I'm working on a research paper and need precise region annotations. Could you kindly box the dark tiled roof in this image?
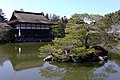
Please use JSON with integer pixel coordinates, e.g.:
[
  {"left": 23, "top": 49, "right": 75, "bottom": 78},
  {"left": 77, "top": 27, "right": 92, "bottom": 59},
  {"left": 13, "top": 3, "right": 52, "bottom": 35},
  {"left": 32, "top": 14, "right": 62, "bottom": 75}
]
[{"left": 8, "top": 10, "right": 54, "bottom": 24}]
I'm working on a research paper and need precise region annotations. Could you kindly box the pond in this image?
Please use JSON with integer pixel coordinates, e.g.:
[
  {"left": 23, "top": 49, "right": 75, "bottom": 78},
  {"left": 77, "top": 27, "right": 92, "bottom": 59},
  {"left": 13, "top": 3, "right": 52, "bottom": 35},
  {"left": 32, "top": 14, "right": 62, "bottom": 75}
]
[{"left": 0, "top": 43, "right": 120, "bottom": 80}]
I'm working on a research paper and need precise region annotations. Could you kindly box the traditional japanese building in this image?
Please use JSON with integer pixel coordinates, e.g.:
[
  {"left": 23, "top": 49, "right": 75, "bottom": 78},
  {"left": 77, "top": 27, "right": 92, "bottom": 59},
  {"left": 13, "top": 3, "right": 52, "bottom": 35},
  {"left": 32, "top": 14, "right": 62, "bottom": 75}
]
[{"left": 8, "top": 10, "right": 55, "bottom": 42}]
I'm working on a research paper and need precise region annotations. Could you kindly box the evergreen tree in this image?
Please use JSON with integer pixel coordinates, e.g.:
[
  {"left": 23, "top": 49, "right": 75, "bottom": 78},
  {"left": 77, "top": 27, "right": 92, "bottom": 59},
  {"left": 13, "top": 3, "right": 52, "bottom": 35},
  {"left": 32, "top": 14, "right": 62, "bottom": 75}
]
[
  {"left": 0, "top": 9, "right": 7, "bottom": 22},
  {"left": 39, "top": 11, "right": 118, "bottom": 62},
  {"left": 45, "top": 13, "right": 49, "bottom": 20},
  {"left": 103, "top": 10, "right": 120, "bottom": 25},
  {"left": 39, "top": 14, "right": 117, "bottom": 60}
]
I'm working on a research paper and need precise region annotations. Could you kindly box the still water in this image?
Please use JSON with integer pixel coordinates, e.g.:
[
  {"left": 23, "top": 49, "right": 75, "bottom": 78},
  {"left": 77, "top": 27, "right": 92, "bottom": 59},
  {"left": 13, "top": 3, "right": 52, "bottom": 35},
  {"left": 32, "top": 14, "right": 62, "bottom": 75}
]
[{"left": 0, "top": 43, "right": 120, "bottom": 80}]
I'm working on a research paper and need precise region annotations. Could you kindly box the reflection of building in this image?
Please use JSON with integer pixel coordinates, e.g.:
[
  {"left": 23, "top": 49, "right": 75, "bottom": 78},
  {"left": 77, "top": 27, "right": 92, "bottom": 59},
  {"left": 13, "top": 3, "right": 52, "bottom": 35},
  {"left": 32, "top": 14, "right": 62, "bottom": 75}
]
[
  {"left": 9, "top": 46, "right": 44, "bottom": 71},
  {"left": 0, "top": 53, "right": 9, "bottom": 66},
  {"left": 11, "top": 58, "right": 43, "bottom": 71},
  {"left": 0, "top": 43, "right": 45, "bottom": 71},
  {"left": 8, "top": 10, "right": 56, "bottom": 42},
  {"left": 10, "top": 43, "right": 44, "bottom": 71}
]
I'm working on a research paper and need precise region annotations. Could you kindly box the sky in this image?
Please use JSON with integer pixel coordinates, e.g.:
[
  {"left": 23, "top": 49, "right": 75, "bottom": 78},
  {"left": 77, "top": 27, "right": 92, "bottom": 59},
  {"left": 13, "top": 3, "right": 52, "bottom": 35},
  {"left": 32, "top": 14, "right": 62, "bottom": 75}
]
[{"left": 0, "top": 0, "right": 120, "bottom": 20}]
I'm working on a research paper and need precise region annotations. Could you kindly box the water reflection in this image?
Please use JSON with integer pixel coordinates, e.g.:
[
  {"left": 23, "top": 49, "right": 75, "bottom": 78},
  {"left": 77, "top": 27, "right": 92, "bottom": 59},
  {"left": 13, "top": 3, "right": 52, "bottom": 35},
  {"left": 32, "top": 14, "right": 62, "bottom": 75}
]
[
  {"left": 39, "top": 62, "right": 105, "bottom": 80},
  {"left": 0, "top": 43, "right": 46, "bottom": 71},
  {"left": 0, "top": 43, "right": 120, "bottom": 80},
  {"left": 39, "top": 60, "right": 120, "bottom": 80}
]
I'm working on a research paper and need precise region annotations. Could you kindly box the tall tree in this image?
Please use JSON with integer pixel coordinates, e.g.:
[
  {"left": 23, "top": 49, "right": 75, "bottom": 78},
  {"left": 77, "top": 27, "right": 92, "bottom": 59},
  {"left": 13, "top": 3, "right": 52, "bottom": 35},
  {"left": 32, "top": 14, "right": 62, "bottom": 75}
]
[
  {"left": 103, "top": 10, "right": 120, "bottom": 25},
  {"left": 41, "top": 12, "right": 44, "bottom": 16},
  {"left": 51, "top": 14, "right": 60, "bottom": 22},
  {"left": 51, "top": 16, "right": 67, "bottom": 38},
  {"left": 39, "top": 14, "right": 117, "bottom": 59},
  {"left": 0, "top": 9, "right": 7, "bottom": 22},
  {"left": 45, "top": 13, "right": 49, "bottom": 20}
]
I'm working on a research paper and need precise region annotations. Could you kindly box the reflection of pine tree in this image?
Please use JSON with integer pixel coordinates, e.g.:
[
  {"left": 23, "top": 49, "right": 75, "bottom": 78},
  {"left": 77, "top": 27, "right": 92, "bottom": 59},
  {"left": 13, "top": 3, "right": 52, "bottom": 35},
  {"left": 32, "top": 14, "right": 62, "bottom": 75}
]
[{"left": 40, "top": 66, "right": 65, "bottom": 79}]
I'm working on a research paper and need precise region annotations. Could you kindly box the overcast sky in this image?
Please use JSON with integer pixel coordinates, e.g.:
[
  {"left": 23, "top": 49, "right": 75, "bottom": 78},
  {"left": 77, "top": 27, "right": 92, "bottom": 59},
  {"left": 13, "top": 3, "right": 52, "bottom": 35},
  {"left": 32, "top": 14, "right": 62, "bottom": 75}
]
[{"left": 0, "top": 0, "right": 120, "bottom": 20}]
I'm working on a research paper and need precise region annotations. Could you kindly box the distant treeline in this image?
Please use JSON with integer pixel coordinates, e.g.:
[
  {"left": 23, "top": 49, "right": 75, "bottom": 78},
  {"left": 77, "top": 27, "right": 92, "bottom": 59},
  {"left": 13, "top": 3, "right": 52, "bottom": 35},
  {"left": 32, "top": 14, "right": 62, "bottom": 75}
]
[{"left": 104, "top": 10, "right": 120, "bottom": 25}]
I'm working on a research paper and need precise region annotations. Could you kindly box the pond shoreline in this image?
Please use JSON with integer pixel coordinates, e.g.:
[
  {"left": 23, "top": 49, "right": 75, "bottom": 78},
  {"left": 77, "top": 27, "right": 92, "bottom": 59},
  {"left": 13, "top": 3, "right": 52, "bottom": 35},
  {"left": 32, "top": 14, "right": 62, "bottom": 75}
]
[{"left": 43, "top": 46, "right": 109, "bottom": 63}]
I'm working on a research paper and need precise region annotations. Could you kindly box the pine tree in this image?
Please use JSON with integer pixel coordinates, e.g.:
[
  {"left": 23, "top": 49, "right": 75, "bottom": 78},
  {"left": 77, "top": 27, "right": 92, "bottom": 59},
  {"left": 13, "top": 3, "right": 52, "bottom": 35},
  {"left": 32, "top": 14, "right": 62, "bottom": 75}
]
[
  {"left": 39, "top": 13, "right": 117, "bottom": 61},
  {"left": 0, "top": 9, "right": 7, "bottom": 22}
]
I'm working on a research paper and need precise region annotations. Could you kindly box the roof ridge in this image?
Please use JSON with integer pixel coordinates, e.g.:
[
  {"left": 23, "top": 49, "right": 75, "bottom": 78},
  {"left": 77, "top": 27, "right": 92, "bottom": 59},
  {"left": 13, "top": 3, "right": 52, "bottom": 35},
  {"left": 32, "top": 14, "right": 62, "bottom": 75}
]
[
  {"left": 14, "top": 10, "right": 43, "bottom": 15},
  {"left": 8, "top": 10, "right": 56, "bottom": 24}
]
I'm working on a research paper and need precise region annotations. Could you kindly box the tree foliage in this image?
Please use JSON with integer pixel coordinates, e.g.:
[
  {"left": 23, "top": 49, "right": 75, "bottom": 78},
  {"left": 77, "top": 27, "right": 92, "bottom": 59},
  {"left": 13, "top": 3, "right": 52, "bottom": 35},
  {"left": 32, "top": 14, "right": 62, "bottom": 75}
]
[
  {"left": 0, "top": 9, "right": 7, "bottom": 22},
  {"left": 2, "top": 27, "right": 15, "bottom": 42},
  {"left": 103, "top": 10, "right": 120, "bottom": 25},
  {"left": 39, "top": 13, "right": 117, "bottom": 59},
  {"left": 50, "top": 14, "right": 68, "bottom": 38}
]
